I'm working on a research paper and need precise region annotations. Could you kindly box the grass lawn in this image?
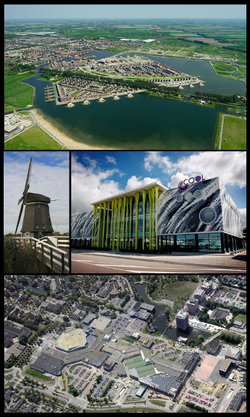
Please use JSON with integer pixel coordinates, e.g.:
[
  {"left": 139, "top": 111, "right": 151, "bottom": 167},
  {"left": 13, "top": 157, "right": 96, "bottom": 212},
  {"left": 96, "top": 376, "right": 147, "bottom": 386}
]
[
  {"left": 25, "top": 367, "right": 52, "bottom": 381},
  {"left": 164, "top": 281, "right": 198, "bottom": 299},
  {"left": 4, "top": 124, "right": 65, "bottom": 150},
  {"left": 4, "top": 71, "right": 36, "bottom": 111},
  {"left": 214, "top": 113, "right": 246, "bottom": 150},
  {"left": 234, "top": 314, "right": 246, "bottom": 324}
]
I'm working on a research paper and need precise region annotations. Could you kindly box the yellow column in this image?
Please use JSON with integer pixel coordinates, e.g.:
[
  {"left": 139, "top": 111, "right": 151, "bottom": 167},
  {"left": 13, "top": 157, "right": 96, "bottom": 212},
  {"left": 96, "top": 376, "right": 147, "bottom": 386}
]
[
  {"left": 97, "top": 203, "right": 102, "bottom": 247},
  {"left": 142, "top": 190, "right": 147, "bottom": 251},
  {"left": 129, "top": 196, "right": 133, "bottom": 249},
  {"left": 101, "top": 201, "right": 106, "bottom": 248},
  {"left": 152, "top": 188, "right": 155, "bottom": 249},
  {"left": 135, "top": 192, "right": 140, "bottom": 250},
  {"left": 112, "top": 198, "right": 118, "bottom": 250},
  {"left": 122, "top": 196, "right": 127, "bottom": 250},
  {"left": 105, "top": 201, "right": 110, "bottom": 248},
  {"left": 125, "top": 197, "right": 129, "bottom": 250},
  {"left": 155, "top": 185, "right": 159, "bottom": 250},
  {"left": 148, "top": 189, "right": 152, "bottom": 250}
]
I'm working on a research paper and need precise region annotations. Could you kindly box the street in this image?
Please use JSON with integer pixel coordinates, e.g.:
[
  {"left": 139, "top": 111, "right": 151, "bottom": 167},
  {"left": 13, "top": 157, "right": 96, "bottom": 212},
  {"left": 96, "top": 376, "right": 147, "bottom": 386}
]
[{"left": 71, "top": 250, "right": 246, "bottom": 274}]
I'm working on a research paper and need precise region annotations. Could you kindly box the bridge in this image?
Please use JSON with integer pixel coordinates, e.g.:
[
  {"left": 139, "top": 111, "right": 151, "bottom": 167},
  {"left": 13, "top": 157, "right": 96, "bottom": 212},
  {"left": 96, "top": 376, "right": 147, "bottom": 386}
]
[{"left": 13, "top": 237, "right": 70, "bottom": 273}]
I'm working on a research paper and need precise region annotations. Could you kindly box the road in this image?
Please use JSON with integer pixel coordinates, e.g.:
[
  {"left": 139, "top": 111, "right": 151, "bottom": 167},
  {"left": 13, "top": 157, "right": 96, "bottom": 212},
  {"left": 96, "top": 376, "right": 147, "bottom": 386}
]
[{"left": 71, "top": 250, "right": 246, "bottom": 274}]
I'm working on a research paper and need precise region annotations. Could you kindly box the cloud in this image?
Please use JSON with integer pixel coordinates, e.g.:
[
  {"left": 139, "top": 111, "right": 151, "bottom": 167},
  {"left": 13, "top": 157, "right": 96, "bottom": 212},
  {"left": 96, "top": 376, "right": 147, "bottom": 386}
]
[
  {"left": 144, "top": 151, "right": 172, "bottom": 173},
  {"left": 71, "top": 154, "right": 122, "bottom": 213},
  {"left": 105, "top": 155, "right": 117, "bottom": 165},
  {"left": 125, "top": 175, "right": 162, "bottom": 191},
  {"left": 144, "top": 151, "right": 246, "bottom": 189}
]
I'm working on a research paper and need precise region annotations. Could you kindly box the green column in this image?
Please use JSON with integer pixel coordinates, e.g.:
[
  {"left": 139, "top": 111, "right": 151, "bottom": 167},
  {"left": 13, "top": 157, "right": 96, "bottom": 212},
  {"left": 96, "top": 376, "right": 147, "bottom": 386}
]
[
  {"left": 101, "top": 201, "right": 106, "bottom": 248},
  {"left": 155, "top": 185, "right": 159, "bottom": 250},
  {"left": 97, "top": 203, "right": 102, "bottom": 247},
  {"left": 125, "top": 197, "right": 129, "bottom": 250},
  {"left": 148, "top": 189, "right": 152, "bottom": 250},
  {"left": 129, "top": 196, "right": 133, "bottom": 249},
  {"left": 105, "top": 201, "right": 110, "bottom": 248},
  {"left": 151, "top": 188, "right": 155, "bottom": 249},
  {"left": 122, "top": 196, "right": 127, "bottom": 250},
  {"left": 135, "top": 192, "right": 140, "bottom": 250},
  {"left": 112, "top": 198, "right": 118, "bottom": 250},
  {"left": 142, "top": 190, "right": 147, "bottom": 251},
  {"left": 117, "top": 197, "right": 122, "bottom": 250}
]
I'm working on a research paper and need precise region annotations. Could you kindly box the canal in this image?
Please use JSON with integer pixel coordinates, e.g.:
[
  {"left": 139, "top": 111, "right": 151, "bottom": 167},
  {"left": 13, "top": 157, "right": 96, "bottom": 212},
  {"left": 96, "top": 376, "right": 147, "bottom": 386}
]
[
  {"left": 135, "top": 281, "right": 210, "bottom": 341},
  {"left": 22, "top": 52, "right": 245, "bottom": 150}
]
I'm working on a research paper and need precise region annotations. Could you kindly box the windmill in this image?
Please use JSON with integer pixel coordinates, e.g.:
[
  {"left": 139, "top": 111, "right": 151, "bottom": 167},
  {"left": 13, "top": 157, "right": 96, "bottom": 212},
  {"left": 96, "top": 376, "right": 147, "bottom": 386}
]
[{"left": 15, "top": 158, "right": 54, "bottom": 238}]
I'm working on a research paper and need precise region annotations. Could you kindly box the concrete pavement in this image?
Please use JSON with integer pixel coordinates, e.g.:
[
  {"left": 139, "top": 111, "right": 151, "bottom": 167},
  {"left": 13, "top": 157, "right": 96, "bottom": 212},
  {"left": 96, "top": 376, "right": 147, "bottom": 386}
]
[{"left": 71, "top": 249, "right": 246, "bottom": 274}]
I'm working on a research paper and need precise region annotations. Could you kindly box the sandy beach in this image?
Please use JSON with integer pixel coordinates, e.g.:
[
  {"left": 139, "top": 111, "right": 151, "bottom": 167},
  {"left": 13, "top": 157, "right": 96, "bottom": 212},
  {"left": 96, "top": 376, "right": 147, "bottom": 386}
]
[{"left": 30, "top": 108, "right": 111, "bottom": 150}]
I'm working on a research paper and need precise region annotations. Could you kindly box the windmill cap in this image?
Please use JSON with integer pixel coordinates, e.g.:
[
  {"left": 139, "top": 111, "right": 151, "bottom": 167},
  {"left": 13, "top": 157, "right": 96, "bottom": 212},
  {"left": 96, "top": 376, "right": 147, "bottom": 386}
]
[{"left": 25, "top": 192, "right": 51, "bottom": 204}]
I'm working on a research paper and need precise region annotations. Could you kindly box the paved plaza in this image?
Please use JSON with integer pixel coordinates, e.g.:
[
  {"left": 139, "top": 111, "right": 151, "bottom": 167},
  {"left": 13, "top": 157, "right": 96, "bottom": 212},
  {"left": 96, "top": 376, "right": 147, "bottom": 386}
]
[{"left": 71, "top": 250, "right": 246, "bottom": 274}]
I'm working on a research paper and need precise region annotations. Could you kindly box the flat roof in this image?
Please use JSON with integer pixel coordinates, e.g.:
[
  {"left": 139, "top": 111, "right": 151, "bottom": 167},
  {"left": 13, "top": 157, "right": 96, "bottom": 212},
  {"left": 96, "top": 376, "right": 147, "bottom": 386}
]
[
  {"left": 31, "top": 352, "right": 64, "bottom": 375},
  {"left": 56, "top": 328, "right": 87, "bottom": 351},
  {"left": 91, "top": 181, "right": 168, "bottom": 205}
]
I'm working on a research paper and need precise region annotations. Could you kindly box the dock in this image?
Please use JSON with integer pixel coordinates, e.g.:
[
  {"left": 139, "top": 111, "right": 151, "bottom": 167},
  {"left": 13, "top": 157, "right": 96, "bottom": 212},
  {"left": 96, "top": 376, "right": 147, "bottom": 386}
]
[{"left": 44, "top": 85, "right": 56, "bottom": 102}]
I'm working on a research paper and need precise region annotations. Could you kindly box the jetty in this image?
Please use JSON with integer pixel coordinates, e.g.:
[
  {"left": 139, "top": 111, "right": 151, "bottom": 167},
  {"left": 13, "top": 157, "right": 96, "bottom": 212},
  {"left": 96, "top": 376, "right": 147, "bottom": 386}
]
[{"left": 44, "top": 85, "right": 55, "bottom": 102}]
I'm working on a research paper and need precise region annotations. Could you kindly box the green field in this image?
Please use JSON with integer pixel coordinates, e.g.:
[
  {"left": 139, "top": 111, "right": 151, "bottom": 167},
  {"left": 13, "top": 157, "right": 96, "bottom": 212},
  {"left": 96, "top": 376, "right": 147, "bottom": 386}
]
[
  {"left": 4, "top": 124, "right": 65, "bottom": 150},
  {"left": 214, "top": 113, "right": 246, "bottom": 150},
  {"left": 164, "top": 281, "right": 198, "bottom": 299},
  {"left": 235, "top": 314, "right": 246, "bottom": 324},
  {"left": 4, "top": 72, "right": 36, "bottom": 112}
]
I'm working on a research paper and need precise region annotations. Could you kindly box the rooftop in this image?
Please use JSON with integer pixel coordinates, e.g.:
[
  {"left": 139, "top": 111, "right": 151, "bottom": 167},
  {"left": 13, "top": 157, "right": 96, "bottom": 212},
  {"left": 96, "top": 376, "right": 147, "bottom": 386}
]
[{"left": 91, "top": 181, "right": 167, "bottom": 205}]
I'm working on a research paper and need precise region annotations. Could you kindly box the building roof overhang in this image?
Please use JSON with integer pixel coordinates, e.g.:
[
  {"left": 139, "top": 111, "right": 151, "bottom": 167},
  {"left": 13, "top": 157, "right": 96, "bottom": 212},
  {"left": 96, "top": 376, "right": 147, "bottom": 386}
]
[{"left": 91, "top": 181, "right": 168, "bottom": 205}]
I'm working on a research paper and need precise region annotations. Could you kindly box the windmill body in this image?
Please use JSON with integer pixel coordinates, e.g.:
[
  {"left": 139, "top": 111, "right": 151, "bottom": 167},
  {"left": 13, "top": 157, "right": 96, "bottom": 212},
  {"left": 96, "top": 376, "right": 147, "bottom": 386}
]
[
  {"left": 21, "top": 192, "right": 54, "bottom": 238},
  {"left": 15, "top": 158, "right": 54, "bottom": 238}
]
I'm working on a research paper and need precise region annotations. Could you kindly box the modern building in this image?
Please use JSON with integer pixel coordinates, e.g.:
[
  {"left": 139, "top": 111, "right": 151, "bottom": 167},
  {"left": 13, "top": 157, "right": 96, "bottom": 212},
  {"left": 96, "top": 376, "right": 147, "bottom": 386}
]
[
  {"left": 31, "top": 352, "right": 64, "bottom": 376},
  {"left": 186, "top": 297, "right": 198, "bottom": 314},
  {"left": 56, "top": 328, "right": 87, "bottom": 352},
  {"left": 193, "top": 289, "right": 205, "bottom": 303},
  {"left": 176, "top": 311, "right": 189, "bottom": 330},
  {"left": 201, "top": 281, "right": 212, "bottom": 294},
  {"left": 71, "top": 177, "right": 243, "bottom": 253}
]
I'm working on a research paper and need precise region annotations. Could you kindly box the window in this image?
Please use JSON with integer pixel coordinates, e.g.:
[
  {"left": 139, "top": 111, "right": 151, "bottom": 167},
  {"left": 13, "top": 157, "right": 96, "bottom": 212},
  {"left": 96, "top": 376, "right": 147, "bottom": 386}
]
[{"left": 198, "top": 233, "right": 221, "bottom": 252}]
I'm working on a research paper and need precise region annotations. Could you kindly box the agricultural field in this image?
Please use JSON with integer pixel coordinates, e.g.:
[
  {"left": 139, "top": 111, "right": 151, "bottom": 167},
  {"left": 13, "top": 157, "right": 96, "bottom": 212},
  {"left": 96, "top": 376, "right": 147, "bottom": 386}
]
[
  {"left": 4, "top": 72, "right": 35, "bottom": 112},
  {"left": 4, "top": 124, "right": 64, "bottom": 150},
  {"left": 209, "top": 61, "right": 246, "bottom": 82},
  {"left": 214, "top": 113, "right": 246, "bottom": 150}
]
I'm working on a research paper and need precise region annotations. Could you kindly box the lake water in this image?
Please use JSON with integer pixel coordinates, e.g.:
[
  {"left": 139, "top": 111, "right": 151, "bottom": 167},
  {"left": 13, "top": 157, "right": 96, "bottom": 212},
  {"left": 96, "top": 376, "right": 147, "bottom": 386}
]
[
  {"left": 135, "top": 281, "right": 210, "bottom": 341},
  {"left": 23, "top": 52, "right": 245, "bottom": 150}
]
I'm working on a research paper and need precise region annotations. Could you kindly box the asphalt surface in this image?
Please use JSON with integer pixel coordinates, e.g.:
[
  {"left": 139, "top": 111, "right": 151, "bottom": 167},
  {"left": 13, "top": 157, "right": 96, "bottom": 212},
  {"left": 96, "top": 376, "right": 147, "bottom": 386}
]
[{"left": 71, "top": 250, "right": 246, "bottom": 274}]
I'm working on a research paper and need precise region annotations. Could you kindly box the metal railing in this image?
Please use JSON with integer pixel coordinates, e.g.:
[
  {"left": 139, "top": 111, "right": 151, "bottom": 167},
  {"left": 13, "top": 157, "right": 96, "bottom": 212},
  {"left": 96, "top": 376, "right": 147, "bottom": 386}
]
[{"left": 13, "top": 237, "right": 70, "bottom": 273}]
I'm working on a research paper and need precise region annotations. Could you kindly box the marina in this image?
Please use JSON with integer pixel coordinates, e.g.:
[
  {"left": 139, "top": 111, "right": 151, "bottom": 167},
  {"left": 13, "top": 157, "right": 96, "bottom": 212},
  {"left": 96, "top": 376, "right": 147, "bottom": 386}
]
[{"left": 20, "top": 52, "right": 245, "bottom": 150}]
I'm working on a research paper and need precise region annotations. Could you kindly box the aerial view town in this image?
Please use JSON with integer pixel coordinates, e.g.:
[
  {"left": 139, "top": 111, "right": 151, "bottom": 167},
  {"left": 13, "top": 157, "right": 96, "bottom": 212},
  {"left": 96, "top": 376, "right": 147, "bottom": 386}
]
[
  {"left": 4, "top": 274, "right": 246, "bottom": 413},
  {"left": 4, "top": 4, "right": 247, "bottom": 415}
]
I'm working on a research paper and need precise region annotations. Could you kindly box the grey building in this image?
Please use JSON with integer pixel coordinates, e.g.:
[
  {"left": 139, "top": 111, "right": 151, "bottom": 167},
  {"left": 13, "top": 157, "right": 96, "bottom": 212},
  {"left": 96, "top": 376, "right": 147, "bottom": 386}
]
[{"left": 176, "top": 311, "right": 189, "bottom": 330}]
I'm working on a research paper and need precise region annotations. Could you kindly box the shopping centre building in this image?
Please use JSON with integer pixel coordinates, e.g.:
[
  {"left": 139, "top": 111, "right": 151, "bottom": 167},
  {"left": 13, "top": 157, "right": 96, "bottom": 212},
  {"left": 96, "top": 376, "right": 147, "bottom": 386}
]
[{"left": 71, "top": 176, "right": 243, "bottom": 253}]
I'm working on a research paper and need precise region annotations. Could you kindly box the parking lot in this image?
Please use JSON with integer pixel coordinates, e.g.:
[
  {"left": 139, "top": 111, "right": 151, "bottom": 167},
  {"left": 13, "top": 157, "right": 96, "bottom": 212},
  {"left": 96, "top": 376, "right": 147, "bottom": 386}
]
[
  {"left": 180, "top": 387, "right": 219, "bottom": 410},
  {"left": 112, "top": 314, "right": 146, "bottom": 338},
  {"left": 67, "top": 364, "right": 95, "bottom": 391}
]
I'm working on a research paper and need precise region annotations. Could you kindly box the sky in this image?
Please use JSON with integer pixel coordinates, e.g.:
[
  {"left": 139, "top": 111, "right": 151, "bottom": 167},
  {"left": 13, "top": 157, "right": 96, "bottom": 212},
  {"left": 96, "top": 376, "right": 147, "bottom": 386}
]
[
  {"left": 71, "top": 151, "right": 246, "bottom": 229},
  {"left": 4, "top": 151, "right": 69, "bottom": 235},
  {"left": 4, "top": 4, "right": 246, "bottom": 21}
]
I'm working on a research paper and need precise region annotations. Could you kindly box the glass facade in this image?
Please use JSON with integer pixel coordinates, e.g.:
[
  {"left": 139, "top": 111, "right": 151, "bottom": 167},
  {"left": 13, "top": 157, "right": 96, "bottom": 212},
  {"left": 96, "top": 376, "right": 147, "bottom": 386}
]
[
  {"left": 72, "top": 178, "right": 243, "bottom": 254},
  {"left": 198, "top": 233, "right": 221, "bottom": 252},
  {"left": 91, "top": 184, "right": 161, "bottom": 251}
]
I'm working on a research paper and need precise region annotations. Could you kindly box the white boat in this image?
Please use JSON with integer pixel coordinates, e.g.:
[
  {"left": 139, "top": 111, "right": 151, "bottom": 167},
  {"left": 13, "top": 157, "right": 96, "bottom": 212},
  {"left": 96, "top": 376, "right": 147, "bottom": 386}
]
[{"left": 83, "top": 100, "right": 90, "bottom": 105}]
